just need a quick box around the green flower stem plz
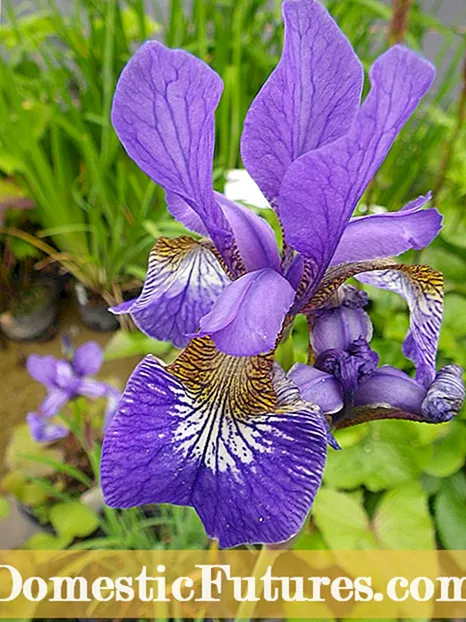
[234,544,284,622]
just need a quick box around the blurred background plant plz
[0,0,465,556]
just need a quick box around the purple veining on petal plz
[331,193,441,265]
[357,265,443,387]
[280,45,435,291]
[241,0,363,205]
[165,190,281,273]
[195,268,295,356]
[101,355,327,548]
[111,237,229,348]
[165,191,209,236]
[285,253,304,290]
[111,41,232,261]
[421,364,465,422]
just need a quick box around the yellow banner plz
[0,550,465,618]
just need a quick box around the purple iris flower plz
[26,341,121,443]
[101,0,459,548]
[290,286,464,429]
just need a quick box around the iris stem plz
[233,544,282,622]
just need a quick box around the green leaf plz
[374,482,435,550]
[312,488,377,550]
[326,421,430,492]
[424,421,466,478]
[19,453,93,488]
[420,474,441,497]
[49,502,99,540]
[443,294,466,337]
[20,482,50,507]
[24,532,71,550]
[434,473,466,550]
[293,527,329,551]
[5,424,64,477]
[104,329,174,361]
[1,471,26,497]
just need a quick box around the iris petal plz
[111,41,232,262]
[27,413,69,443]
[77,379,112,399]
[40,389,70,417]
[334,364,464,429]
[165,191,209,237]
[111,236,229,349]
[241,0,363,205]
[312,306,372,355]
[72,341,103,377]
[215,192,281,273]
[288,363,343,415]
[421,364,464,422]
[331,193,442,266]
[280,45,435,289]
[101,338,327,548]
[357,265,443,387]
[26,355,58,389]
[195,268,296,356]
[166,191,281,274]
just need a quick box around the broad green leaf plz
[374,482,435,550]
[49,502,99,540]
[5,424,64,477]
[1,471,26,497]
[333,424,369,449]
[424,421,466,478]
[312,488,376,550]
[434,473,466,550]
[20,482,50,507]
[24,532,71,551]
[293,526,329,551]
[325,421,430,492]
[420,474,441,497]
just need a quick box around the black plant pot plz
[74,283,120,332]
[0,279,57,341]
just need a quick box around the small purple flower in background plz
[26,341,121,443]
[101,0,464,548]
